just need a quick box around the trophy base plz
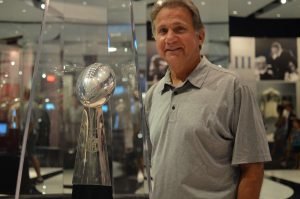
[72,184,113,199]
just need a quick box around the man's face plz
[271,46,279,55]
[153,6,204,71]
[256,61,265,70]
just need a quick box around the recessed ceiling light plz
[22,9,26,13]
[280,0,287,4]
[82,1,87,6]
[157,0,163,6]
[0,0,4,4]
[233,10,238,15]
[41,3,45,9]
[201,1,206,6]
[247,1,252,5]
[276,13,281,17]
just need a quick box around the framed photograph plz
[255,38,298,81]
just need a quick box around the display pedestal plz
[0,154,32,195]
[72,185,113,199]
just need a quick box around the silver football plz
[76,63,116,108]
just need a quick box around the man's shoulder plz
[144,82,159,112]
[145,82,159,96]
[206,61,241,83]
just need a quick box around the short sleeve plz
[231,83,272,165]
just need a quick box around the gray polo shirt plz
[145,56,271,199]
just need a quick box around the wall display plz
[257,82,297,136]
[230,36,300,138]
[230,37,299,82]
[255,38,298,81]
[230,0,300,195]
[229,37,256,82]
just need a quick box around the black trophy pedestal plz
[72,185,113,199]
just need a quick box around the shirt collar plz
[159,56,210,94]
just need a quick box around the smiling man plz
[144,0,271,199]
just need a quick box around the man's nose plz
[165,30,176,43]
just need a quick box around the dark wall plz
[230,17,300,37]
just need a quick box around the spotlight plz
[40,3,45,9]
[32,0,46,10]
[280,0,287,4]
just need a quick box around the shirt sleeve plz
[231,83,272,165]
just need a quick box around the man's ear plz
[198,29,205,46]
[152,34,156,40]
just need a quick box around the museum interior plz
[0,0,300,198]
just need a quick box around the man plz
[144,0,271,198]
[267,41,297,80]
[23,89,44,183]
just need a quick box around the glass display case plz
[0,0,149,198]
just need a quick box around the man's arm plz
[237,162,264,199]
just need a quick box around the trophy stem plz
[91,107,111,186]
[72,107,111,186]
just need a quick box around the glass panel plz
[0,0,64,197]
[59,0,148,198]
[17,0,65,197]
[107,0,148,197]
[57,0,112,197]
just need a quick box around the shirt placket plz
[169,89,179,122]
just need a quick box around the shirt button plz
[172,105,175,110]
